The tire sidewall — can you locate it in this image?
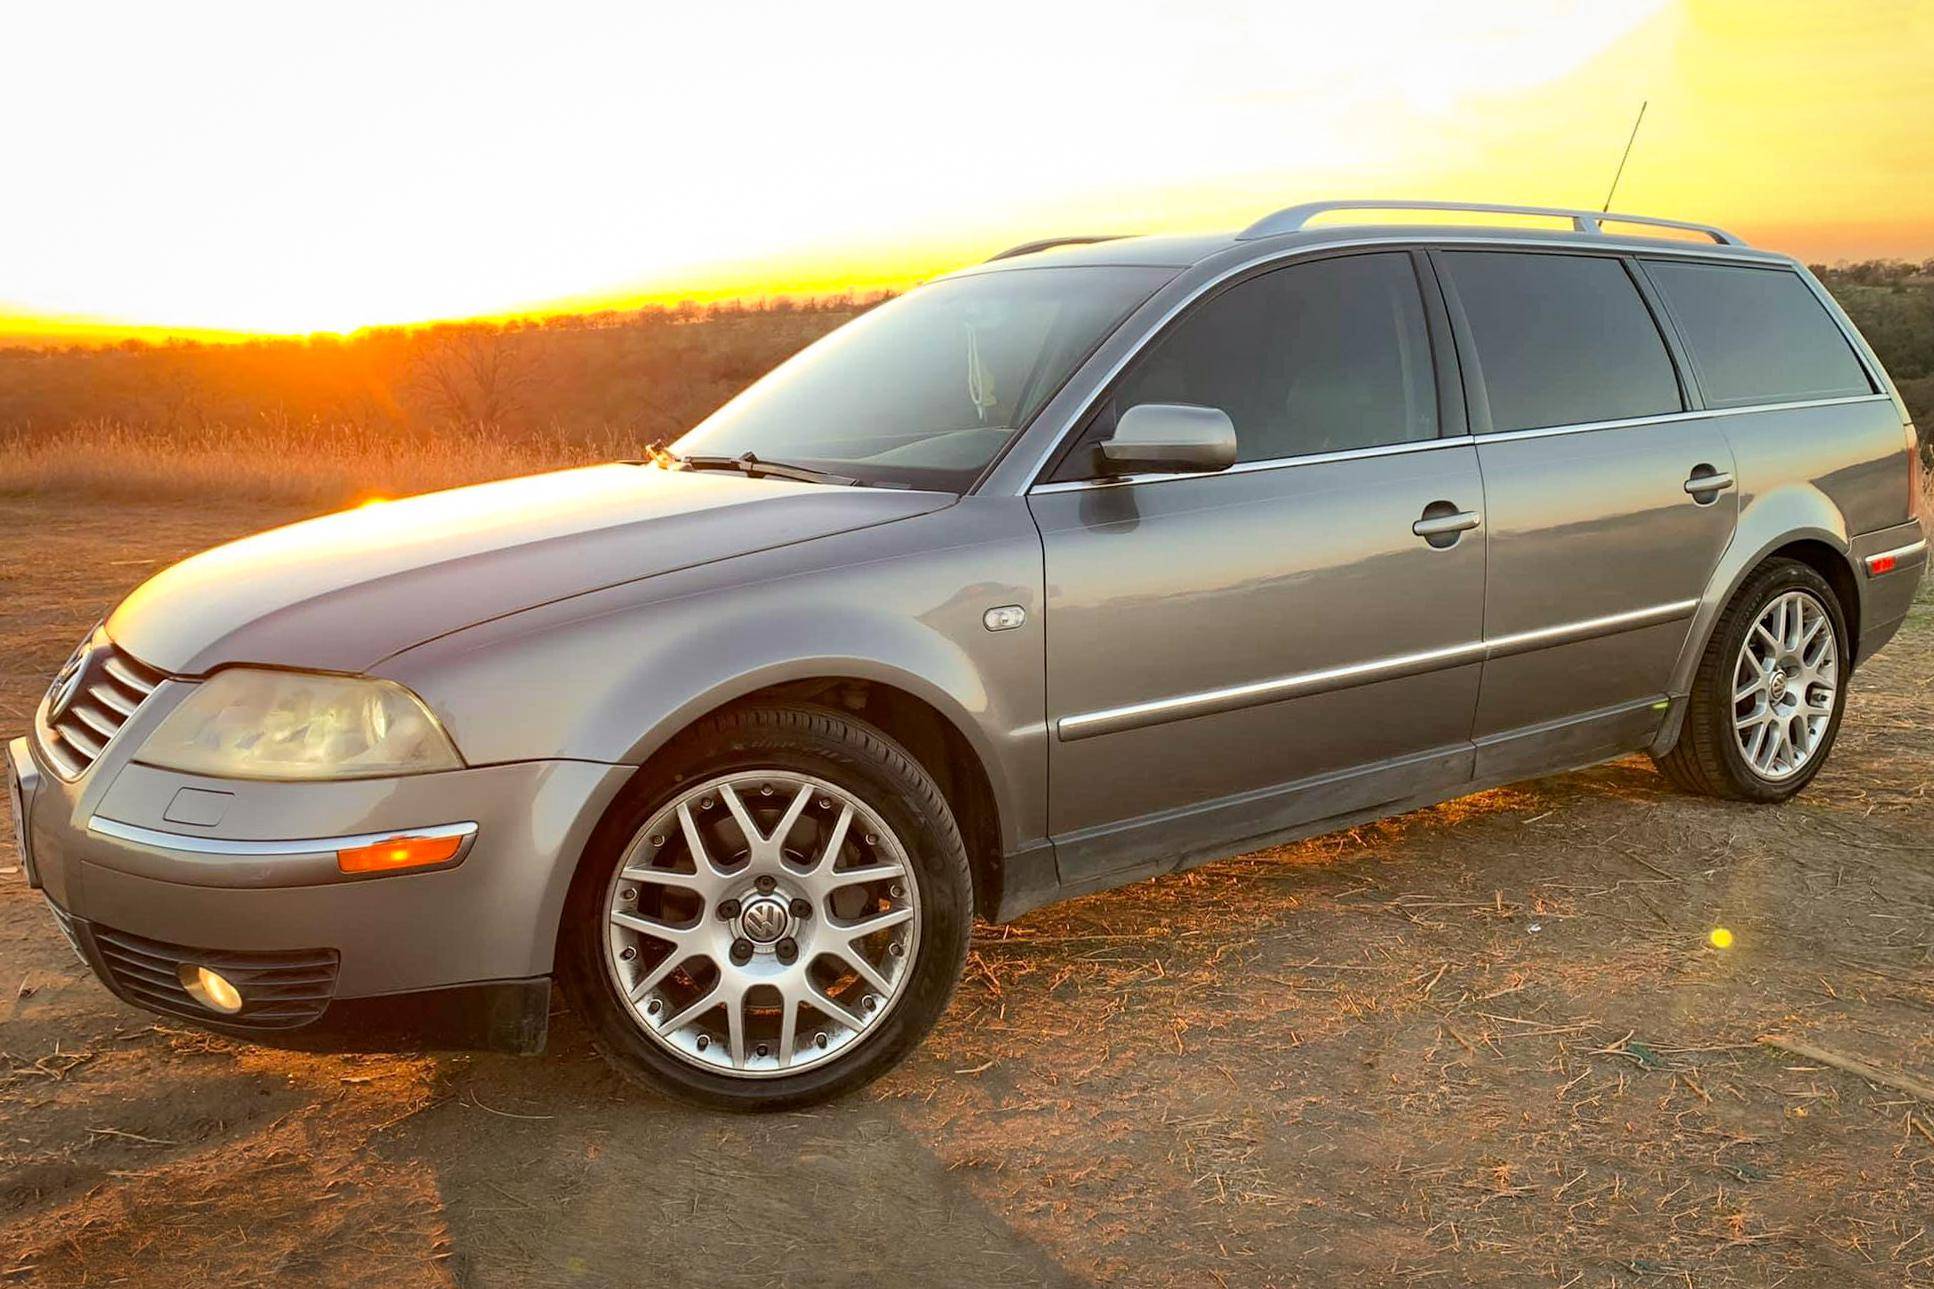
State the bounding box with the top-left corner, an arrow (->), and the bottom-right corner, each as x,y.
1705,563 -> 1849,802
559,706 -> 972,1111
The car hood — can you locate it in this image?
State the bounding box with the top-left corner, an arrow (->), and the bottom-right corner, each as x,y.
108,464 -> 953,675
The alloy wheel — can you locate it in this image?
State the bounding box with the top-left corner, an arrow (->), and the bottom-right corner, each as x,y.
1732,589 -> 1838,781
601,771 -> 920,1078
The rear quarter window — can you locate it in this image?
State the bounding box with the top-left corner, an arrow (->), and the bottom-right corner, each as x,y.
1643,260 -> 1874,408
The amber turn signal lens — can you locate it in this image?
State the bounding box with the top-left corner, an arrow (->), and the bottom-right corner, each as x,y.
337,832 -> 464,874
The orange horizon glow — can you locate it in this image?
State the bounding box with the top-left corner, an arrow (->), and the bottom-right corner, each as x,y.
3,0 -> 1930,346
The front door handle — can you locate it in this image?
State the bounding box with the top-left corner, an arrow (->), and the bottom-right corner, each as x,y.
1413,503 -> 1482,548
1684,466 -> 1735,500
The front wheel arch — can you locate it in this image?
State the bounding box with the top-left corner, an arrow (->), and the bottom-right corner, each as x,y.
596,677 -> 1008,921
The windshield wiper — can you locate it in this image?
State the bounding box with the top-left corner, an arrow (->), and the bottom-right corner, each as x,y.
673,451 -> 864,488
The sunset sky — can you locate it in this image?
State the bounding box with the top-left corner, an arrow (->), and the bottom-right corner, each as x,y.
2,0 -> 1930,342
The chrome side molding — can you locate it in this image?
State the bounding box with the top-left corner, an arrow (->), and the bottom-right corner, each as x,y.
1057,600 -> 1700,741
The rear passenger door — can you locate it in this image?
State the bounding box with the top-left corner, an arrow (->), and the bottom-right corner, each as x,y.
1432,249 -> 1737,775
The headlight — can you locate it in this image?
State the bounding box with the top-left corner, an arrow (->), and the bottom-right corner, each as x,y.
137,669 -> 463,780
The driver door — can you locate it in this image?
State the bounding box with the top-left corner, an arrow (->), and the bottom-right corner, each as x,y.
1027,250 -> 1488,884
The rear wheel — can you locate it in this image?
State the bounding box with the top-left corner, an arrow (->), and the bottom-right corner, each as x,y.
1654,559 -> 1848,802
559,703 -> 972,1110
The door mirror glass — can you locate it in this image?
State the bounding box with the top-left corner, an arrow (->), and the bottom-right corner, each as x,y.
1098,403 -> 1238,474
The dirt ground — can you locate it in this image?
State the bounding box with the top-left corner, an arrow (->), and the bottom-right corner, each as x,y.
2,495 -> 1931,1288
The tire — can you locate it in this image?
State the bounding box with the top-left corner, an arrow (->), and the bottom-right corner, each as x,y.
558,702 -> 973,1111
1654,558 -> 1850,803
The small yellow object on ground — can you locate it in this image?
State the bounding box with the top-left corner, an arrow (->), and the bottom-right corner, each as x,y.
1709,927 -> 1735,949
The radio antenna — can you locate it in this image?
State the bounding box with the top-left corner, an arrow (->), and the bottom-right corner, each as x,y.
1602,100 -> 1648,212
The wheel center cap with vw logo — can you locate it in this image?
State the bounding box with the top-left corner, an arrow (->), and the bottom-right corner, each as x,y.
1769,669 -> 1789,699
737,895 -> 791,945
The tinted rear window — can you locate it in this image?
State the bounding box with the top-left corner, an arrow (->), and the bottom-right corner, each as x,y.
1442,251 -> 1682,433
1643,260 -> 1872,408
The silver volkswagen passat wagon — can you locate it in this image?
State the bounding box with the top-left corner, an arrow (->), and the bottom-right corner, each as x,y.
9,200 -> 1928,1109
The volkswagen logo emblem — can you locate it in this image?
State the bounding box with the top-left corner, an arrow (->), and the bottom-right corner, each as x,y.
45,642 -> 90,723
737,895 -> 790,945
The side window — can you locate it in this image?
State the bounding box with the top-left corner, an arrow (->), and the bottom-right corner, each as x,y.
1101,252 -> 1439,467
1442,251 -> 1682,433
1643,260 -> 1873,408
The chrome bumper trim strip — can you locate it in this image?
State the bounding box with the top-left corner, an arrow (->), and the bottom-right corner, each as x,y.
1865,538 -> 1928,573
86,816 -> 478,858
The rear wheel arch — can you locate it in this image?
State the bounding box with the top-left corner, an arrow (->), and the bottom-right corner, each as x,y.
1655,556 -> 1850,801
1684,524 -> 1855,675
1762,539 -> 1860,666
1654,524 -> 1857,757
1697,535 -> 1860,673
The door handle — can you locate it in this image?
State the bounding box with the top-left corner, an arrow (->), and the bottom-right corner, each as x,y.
1412,508 -> 1483,539
1684,467 -> 1734,498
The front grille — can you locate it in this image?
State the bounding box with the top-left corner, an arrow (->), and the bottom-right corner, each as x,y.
88,923 -> 340,1029
35,639 -> 165,780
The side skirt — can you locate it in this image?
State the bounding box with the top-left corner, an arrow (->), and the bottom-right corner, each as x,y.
994,697 -> 1669,922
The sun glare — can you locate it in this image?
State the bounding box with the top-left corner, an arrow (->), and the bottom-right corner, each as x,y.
0,0 -> 1927,342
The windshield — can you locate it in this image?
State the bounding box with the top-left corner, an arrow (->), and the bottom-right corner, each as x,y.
673,265 -> 1173,491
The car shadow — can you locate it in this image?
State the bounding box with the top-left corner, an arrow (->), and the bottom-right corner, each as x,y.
376,1010 -> 1086,1288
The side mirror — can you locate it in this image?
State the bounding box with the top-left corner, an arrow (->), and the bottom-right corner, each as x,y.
1097,403 -> 1238,474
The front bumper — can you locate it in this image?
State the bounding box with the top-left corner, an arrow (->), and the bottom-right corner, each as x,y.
57,905 -> 553,1054
12,734 -> 630,1051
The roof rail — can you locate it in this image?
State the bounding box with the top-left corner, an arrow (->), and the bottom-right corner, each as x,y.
1236,200 -> 1743,246
987,235 -> 1125,262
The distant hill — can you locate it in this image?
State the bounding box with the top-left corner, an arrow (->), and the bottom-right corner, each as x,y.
1812,260 -> 1934,446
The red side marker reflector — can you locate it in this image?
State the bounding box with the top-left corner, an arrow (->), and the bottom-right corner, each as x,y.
337,833 -> 464,874
1868,555 -> 1898,576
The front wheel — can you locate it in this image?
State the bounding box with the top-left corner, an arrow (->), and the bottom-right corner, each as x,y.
1654,558 -> 1849,802
559,703 -> 973,1110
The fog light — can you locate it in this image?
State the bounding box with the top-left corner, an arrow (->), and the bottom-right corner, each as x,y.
178,963 -> 244,1014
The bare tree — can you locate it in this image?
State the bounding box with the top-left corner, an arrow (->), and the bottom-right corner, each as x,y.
407,326 -> 536,428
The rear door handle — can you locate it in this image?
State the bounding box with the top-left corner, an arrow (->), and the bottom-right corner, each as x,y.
1684,468 -> 1735,497
1413,508 -> 1483,538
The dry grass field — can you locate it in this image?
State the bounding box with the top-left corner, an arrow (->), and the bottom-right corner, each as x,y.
0,300 -> 864,507
2,488 -> 1931,1288
0,421 -> 643,507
